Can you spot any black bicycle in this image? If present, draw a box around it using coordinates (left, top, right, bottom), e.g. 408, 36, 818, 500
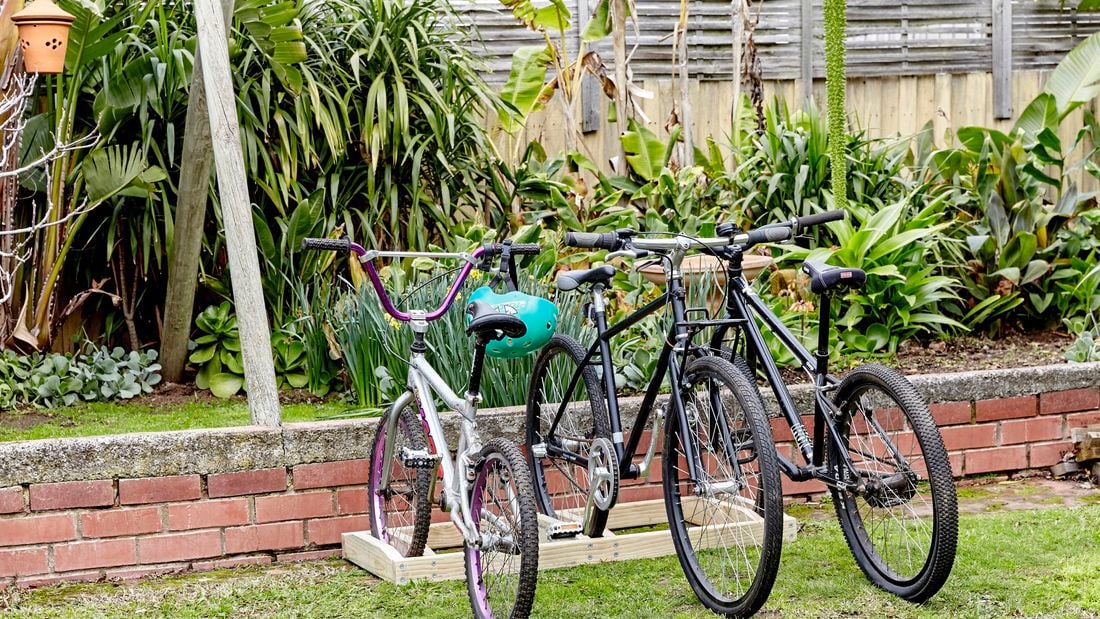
705, 210, 958, 602
526, 231, 785, 617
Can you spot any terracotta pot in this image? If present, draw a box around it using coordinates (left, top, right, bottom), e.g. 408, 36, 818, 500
12, 0, 76, 74
639, 253, 773, 314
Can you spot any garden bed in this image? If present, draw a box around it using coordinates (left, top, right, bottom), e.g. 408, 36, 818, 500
0, 362, 1096, 590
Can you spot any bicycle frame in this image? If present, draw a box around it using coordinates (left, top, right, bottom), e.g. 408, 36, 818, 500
378, 311, 488, 546
712, 247, 864, 487
546, 251, 743, 485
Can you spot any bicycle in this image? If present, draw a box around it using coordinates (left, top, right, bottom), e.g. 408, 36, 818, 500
303, 237, 549, 619
703, 210, 959, 602
526, 231, 785, 616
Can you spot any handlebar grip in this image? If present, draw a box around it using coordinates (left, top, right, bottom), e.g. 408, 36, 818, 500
564, 231, 623, 251
509, 243, 542, 255
301, 237, 351, 252
797, 210, 846, 229
746, 226, 793, 245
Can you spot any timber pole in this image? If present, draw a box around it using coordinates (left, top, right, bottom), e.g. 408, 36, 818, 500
160, 0, 234, 383
194, 0, 281, 426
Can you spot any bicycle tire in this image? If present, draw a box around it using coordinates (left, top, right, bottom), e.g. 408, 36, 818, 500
663, 355, 784, 617
526, 334, 612, 537
829, 363, 958, 602
367, 405, 432, 557
465, 438, 540, 619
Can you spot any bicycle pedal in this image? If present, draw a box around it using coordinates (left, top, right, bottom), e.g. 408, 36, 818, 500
546, 521, 582, 540
399, 447, 439, 469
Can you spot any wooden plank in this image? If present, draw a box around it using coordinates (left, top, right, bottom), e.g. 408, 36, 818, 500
934, 73, 952, 146
344, 498, 797, 584
992, 0, 1013, 119
194, 0, 281, 426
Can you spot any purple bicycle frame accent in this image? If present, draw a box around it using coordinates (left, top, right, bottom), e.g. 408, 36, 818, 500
348, 242, 486, 323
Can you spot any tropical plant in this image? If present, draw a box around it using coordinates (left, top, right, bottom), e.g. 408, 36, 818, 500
779, 195, 963, 353
188, 302, 244, 398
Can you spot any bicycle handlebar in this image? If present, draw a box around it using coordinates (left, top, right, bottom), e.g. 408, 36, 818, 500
563, 231, 625, 251
301, 238, 541, 323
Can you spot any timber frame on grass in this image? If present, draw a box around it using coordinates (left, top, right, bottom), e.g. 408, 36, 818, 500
342, 498, 798, 584
159, 0, 280, 426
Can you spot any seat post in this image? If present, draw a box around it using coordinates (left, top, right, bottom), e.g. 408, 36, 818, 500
815, 293, 831, 379
466, 339, 488, 398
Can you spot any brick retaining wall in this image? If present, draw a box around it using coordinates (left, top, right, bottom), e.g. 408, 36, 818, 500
0, 362, 1097, 589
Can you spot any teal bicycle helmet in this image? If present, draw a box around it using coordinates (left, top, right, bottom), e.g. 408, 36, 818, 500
466, 286, 558, 359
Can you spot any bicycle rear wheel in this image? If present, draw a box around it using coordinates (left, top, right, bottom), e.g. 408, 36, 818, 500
465, 438, 540, 619
526, 334, 612, 537
367, 406, 432, 557
829, 363, 958, 602
663, 356, 783, 617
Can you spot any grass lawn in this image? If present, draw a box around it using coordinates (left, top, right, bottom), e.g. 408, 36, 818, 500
0, 400, 364, 442
3, 504, 1097, 618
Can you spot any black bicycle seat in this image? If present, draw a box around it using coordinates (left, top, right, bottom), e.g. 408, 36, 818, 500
802, 261, 866, 295
465, 300, 527, 340
556, 265, 616, 292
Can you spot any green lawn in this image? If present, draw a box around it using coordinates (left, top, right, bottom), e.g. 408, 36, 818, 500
0, 400, 364, 442
4, 505, 1097, 618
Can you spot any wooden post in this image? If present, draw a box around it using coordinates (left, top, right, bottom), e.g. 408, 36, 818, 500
675, 1, 694, 161
194, 0, 281, 426
730, 0, 748, 147
800, 0, 814, 104
992, 0, 1013, 119
576, 0, 600, 133
161, 0, 233, 383
611, 0, 629, 169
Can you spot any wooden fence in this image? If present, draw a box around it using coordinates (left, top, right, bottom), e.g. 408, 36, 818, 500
488, 70, 1100, 192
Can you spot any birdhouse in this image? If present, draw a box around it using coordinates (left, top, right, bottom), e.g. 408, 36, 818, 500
11, 0, 76, 74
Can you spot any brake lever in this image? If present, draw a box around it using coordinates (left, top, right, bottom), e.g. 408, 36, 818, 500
606, 249, 651, 260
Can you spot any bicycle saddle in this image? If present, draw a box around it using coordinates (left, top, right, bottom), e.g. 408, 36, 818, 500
555, 265, 616, 292
802, 261, 866, 294
465, 300, 527, 340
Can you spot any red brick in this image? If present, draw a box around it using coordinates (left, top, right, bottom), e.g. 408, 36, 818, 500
1066, 411, 1100, 430
224, 522, 304, 554
105, 563, 188, 582
948, 452, 965, 477
276, 548, 342, 563
307, 516, 371, 546
192, 555, 273, 572
207, 468, 287, 498
0, 514, 76, 546
931, 401, 972, 426
0, 548, 49, 577
940, 424, 997, 451
139, 530, 222, 564
0, 487, 24, 514
54, 538, 137, 571
29, 480, 114, 511
964, 445, 1028, 475
336, 488, 369, 515
781, 478, 829, 497
292, 460, 371, 490
255, 492, 334, 523
81, 507, 162, 538
975, 396, 1038, 422
119, 475, 201, 505
1000, 417, 1064, 445
167, 498, 249, 531
1039, 388, 1100, 415
616, 485, 664, 503
1030, 441, 1075, 468
17, 570, 101, 588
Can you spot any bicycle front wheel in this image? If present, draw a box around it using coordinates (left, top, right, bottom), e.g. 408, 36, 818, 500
465, 438, 540, 619
526, 334, 612, 537
367, 406, 432, 557
829, 363, 958, 602
663, 356, 783, 617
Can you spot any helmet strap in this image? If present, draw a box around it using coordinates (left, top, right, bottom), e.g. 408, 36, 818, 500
490, 239, 520, 292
